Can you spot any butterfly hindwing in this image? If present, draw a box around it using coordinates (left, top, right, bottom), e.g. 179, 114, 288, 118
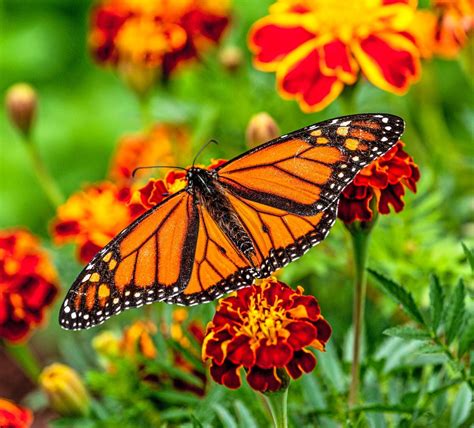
59, 191, 198, 330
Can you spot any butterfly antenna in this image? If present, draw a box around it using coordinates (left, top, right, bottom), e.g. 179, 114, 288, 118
192, 139, 218, 168
131, 165, 187, 178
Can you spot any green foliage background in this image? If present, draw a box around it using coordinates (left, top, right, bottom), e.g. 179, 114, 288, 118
0, 0, 473, 427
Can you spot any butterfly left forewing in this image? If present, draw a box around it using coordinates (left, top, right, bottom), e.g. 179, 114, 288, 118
217, 113, 404, 215
60, 191, 198, 330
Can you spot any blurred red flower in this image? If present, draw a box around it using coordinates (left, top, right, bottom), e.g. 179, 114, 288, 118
338, 141, 420, 224
109, 124, 189, 183
249, 0, 421, 112
0, 229, 58, 343
51, 182, 135, 264
90, 0, 230, 79
0, 398, 33, 428
202, 278, 331, 393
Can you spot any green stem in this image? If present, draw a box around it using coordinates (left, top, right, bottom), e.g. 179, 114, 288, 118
4, 341, 41, 383
24, 139, 64, 208
139, 95, 153, 130
264, 388, 289, 428
348, 225, 372, 407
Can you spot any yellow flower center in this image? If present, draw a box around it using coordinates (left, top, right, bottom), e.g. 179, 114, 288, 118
279, 0, 415, 43
240, 293, 288, 346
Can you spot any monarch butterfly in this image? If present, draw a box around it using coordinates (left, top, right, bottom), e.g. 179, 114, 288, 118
60, 113, 404, 330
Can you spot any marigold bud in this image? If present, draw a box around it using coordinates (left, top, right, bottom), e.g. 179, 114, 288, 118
92, 331, 120, 360
219, 46, 243, 72
40, 363, 90, 417
5, 83, 37, 138
246, 112, 280, 148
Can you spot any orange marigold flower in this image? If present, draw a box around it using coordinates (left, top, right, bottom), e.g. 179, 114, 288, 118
202, 278, 331, 393
109, 123, 190, 182
90, 0, 230, 79
120, 320, 158, 360
249, 0, 421, 112
0, 229, 58, 343
51, 182, 135, 264
0, 398, 33, 428
338, 141, 420, 224
128, 159, 227, 216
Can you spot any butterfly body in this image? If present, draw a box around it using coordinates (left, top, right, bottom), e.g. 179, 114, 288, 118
60, 113, 405, 330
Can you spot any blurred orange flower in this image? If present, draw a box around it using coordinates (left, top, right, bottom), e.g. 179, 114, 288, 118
121, 320, 158, 360
338, 141, 420, 224
412, 0, 473, 58
0, 398, 33, 428
109, 123, 189, 182
203, 278, 331, 392
90, 0, 230, 80
51, 182, 135, 264
249, 0, 421, 112
0, 229, 58, 342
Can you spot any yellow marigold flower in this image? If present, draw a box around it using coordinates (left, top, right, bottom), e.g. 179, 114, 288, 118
40, 363, 90, 417
249, 0, 421, 112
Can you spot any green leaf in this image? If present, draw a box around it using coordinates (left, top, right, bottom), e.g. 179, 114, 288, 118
461, 242, 474, 272
213, 403, 238, 428
450, 383, 472, 427
234, 400, 258, 428
458, 313, 474, 356
383, 326, 430, 341
369, 269, 425, 325
444, 279, 466, 345
415, 343, 444, 354
429, 274, 444, 333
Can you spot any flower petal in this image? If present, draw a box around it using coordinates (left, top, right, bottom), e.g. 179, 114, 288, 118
321, 39, 358, 83
209, 360, 241, 389
285, 349, 316, 379
227, 335, 256, 367
353, 32, 420, 94
247, 367, 282, 392
256, 342, 294, 369
286, 321, 317, 350
277, 40, 344, 112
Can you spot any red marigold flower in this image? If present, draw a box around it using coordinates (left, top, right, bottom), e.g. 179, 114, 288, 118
249, 0, 421, 112
202, 278, 332, 393
338, 141, 420, 224
0, 229, 58, 343
89, 0, 230, 79
0, 398, 33, 428
109, 123, 190, 182
51, 182, 136, 264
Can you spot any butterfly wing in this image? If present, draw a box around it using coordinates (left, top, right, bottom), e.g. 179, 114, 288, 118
59, 191, 199, 330
217, 113, 404, 215
166, 200, 337, 305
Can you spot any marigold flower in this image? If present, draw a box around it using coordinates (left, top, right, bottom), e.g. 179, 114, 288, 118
202, 278, 331, 393
51, 182, 135, 264
5, 83, 37, 138
90, 0, 230, 80
0, 398, 33, 428
40, 363, 90, 417
249, 0, 421, 112
0, 229, 58, 343
120, 320, 158, 360
109, 123, 189, 182
412, 0, 473, 58
338, 141, 420, 224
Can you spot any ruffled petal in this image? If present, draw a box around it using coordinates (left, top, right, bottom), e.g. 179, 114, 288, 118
247, 367, 282, 392
285, 350, 316, 379
353, 32, 420, 94
209, 360, 241, 389
286, 321, 317, 350
256, 342, 294, 369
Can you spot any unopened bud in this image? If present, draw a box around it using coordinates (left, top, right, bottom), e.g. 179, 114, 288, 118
246, 112, 280, 148
219, 46, 243, 72
92, 331, 120, 360
40, 363, 90, 417
5, 83, 37, 138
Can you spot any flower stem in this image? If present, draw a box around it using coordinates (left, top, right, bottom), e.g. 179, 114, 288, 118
348, 225, 372, 406
24, 138, 64, 209
4, 341, 41, 383
263, 388, 289, 428
139, 95, 153, 130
